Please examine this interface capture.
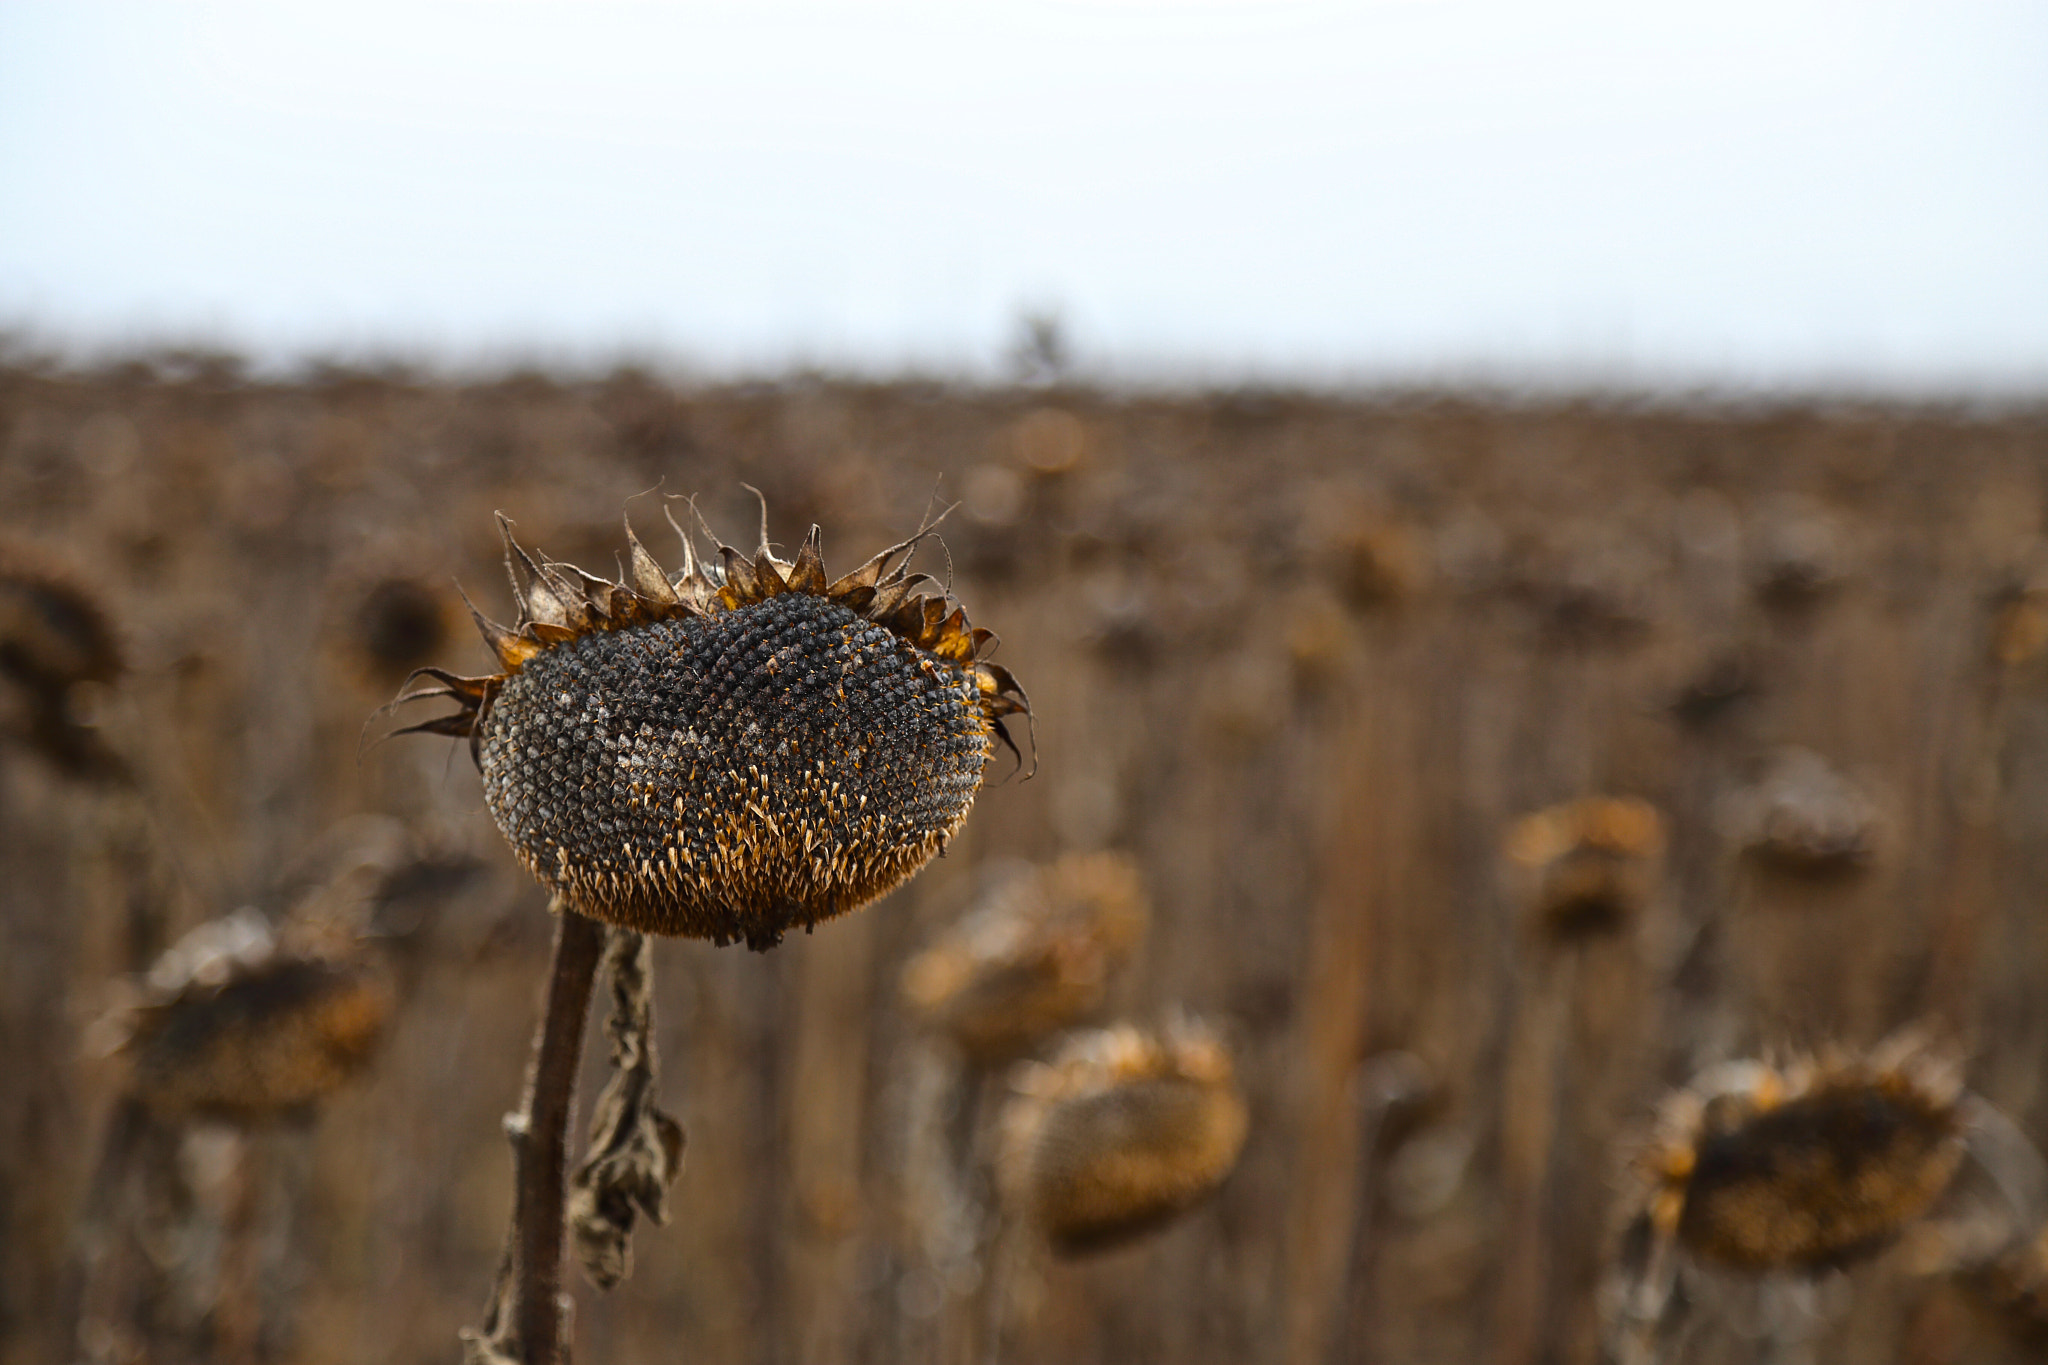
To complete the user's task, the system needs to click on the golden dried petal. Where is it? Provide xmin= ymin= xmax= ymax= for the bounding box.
xmin=868 ymin=572 xmax=938 ymax=622
xmin=932 ymin=607 xmax=976 ymax=663
xmin=459 ymin=586 xmax=539 ymax=671
xmin=624 ymin=515 xmax=679 ymax=606
xmin=565 ymin=567 xmax=617 ymax=621
xmin=674 ymin=577 xmax=717 ymax=615
xmin=979 ymin=661 xmax=1027 ymax=709
xmin=865 ymin=579 xmax=911 ymax=620
xmin=497 ymin=521 xmax=584 ymax=631
xmin=391 ymin=683 xmax=469 ymax=707
xmin=826 ymin=529 xmax=928 ymax=599
xmin=752 ymin=551 xmax=789 ymax=597
xmin=401 ymin=666 xmax=493 ymax=703
xmin=825 ymin=556 xmax=884 ymax=599
xmin=917 ymin=596 xmax=950 ymax=647
xmin=523 ymin=573 xmax=573 ymax=629
xmin=539 ymin=563 xmax=594 ymax=631
xmin=603 ymin=584 xmax=643 ymax=626
xmin=718 ymin=546 xmax=760 ymax=605
xmin=883 ymin=597 xmax=927 ymax=640
xmin=787 ymin=526 xmax=828 ymax=594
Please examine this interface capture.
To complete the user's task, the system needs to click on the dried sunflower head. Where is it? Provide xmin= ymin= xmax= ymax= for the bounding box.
xmin=0 ymin=543 xmax=127 ymax=779
xmin=1724 ymin=747 xmax=1882 ymax=878
xmin=1751 ymin=494 xmax=1848 ymax=607
xmin=900 ymin=851 xmax=1149 ymax=1062
xmin=1630 ymin=1038 xmax=1967 ymax=1274
xmin=0 ymin=543 xmax=122 ymax=694
xmin=1298 ymin=491 xmax=1426 ymax=611
xmin=400 ymin=505 xmax=1029 ymax=949
xmin=119 ymin=909 xmax=394 ymax=1122
xmin=996 ymin=1019 xmax=1247 ymax=1255
xmin=1505 ymin=795 xmax=1666 ymax=941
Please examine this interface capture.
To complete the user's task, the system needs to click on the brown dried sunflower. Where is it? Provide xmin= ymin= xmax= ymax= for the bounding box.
xmin=1504 ymin=795 xmax=1666 ymax=941
xmin=1725 ymin=747 xmax=1882 ymax=878
xmin=0 ymin=542 xmax=122 ymax=693
xmin=118 ymin=910 xmax=394 ymax=1122
xmin=996 ymin=1019 xmax=1247 ymax=1255
xmin=1630 ymin=1039 xmax=1967 ymax=1274
xmin=0 ymin=542 xmax=127 ymax=778
xmin=400 ymin=505 xmax=1029 ymax=949
xmin=900 ymin=851 xmax=1149 ymax=1062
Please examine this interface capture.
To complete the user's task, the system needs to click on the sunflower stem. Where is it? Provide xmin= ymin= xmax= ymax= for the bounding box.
xmin=463 ymin=900 xmax=605 ymax=1365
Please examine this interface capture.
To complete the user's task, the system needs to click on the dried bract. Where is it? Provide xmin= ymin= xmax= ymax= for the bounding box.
xmin=1505 ymin=796 xmax=1666 ymax=941
xmin=398 ymin=506 xmax=1030 ymax=948
xmin=997 ymin=1020 xmax=1247 ymax=1255
xmin=901 ymin=852 xmax=1150 ymax=1062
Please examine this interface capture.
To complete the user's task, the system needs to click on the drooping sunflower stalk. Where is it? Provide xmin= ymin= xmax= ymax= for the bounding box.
xmin=396 ymin=503 xmax=1030 ymax=948
xmin=385 ymin=500 xmax=1032 ymax=1364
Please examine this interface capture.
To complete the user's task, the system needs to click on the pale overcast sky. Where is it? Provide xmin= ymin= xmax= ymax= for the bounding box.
xmin=2 ymin=1 xmax=2044 ymax=390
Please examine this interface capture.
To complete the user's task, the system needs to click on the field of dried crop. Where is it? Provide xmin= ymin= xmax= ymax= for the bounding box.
xmin=5 ymin=357 xmax=2048 ymax=1364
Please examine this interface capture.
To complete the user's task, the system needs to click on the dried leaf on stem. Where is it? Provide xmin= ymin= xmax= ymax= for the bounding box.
xmin=570 ymin=928 xmax=685 ymax=1292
